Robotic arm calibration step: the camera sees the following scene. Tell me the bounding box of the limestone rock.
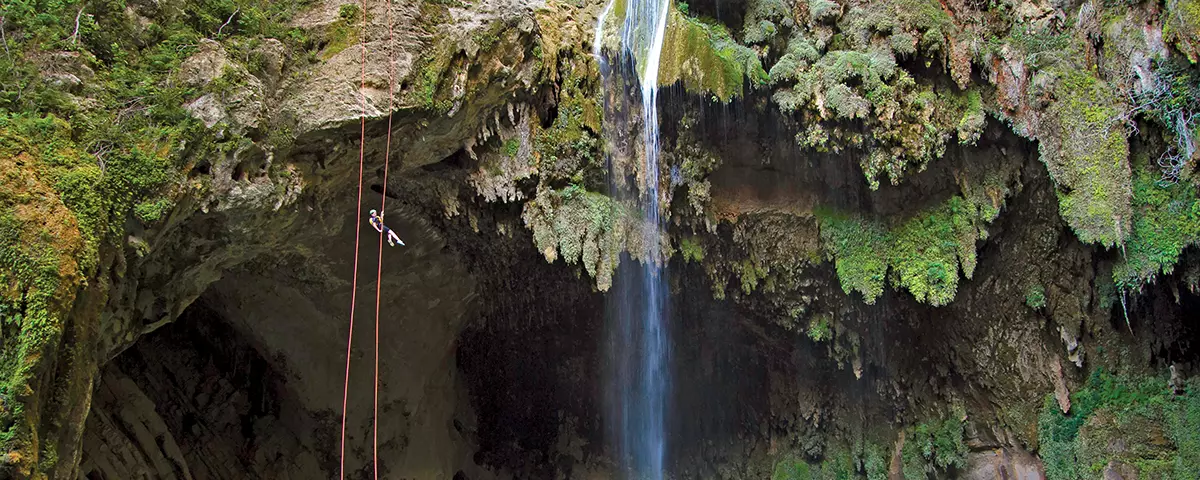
[179,39,265,130]
[178,39,230,87]
[963,448,1046,480]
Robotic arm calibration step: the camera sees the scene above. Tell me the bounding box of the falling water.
[594,0,671,478]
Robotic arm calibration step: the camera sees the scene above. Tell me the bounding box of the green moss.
[817,208,888,304]
[134,197,175,224]
[771,455,813,480]
[522,185,630,291]
[742,0,789,44]
[1164,0,1200,63]
[533,59,602,184]
[840,0,952,56]
[770,33,975,188]
[1038,369,1200,480]
[957,89,984,145]
[817,188,999,306]
[502,138,520,158]
[889,197,977,306]
[410,46,456,112]
[1041,70,1132,248]
[318,4,362,60]
[657,4,768,102]
[1112,158,1200,290]
[678,236,705,262]
[769,411,963,480]
[0,0,303,467]
[900,406,968,479]
[808,0,839,23]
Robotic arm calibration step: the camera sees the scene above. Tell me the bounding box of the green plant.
[1112,157,1200,290]
[657,6,769,101]
[1037,369,1200,480]
[503,138,520,157]
[678,236,705,262]
[338,3,360,21]
[1040,69,1132,249]
[1025,284,1046,309]
[900,407,968,479]
[807,314,832,342]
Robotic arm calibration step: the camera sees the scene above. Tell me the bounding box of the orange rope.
[370,0,397,476]
[339,0,370,475]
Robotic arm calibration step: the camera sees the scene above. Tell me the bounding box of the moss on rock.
[1039,70,1133,249]
[1164,0,1200,63]
[1112,157,1200,290]
[521,185,635,291]
[657,4,769,101]
[817,198,982,306]
[1037,369,1200,480]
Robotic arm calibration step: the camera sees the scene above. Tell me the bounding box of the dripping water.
[594,0,671,477]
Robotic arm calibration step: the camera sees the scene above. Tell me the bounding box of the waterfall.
[594,0,671,478]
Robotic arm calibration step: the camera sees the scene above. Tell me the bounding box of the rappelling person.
[369,209,405,247]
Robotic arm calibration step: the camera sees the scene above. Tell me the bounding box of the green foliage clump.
[1040,70,1132,248]
[522,185,630,291]
[841,0,953,57]
[1038,369,1200,480]
[817,209,888,303]
[1112,158,1200,290]
[678,236,705,262]
[900,407,968,479]
[807,314,832,342]
[771,455,813,480]
[768,35,820,85]
[741,0,790,44]
[771,451,858,480]
[769,32,980,188]
[1025,283,1046,309]
[657,5,769,102]
[503,138,520,157]
[817,192,999,306]
[807,0,840,23]
[889,197,980,306]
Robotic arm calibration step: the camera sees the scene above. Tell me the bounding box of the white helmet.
[370,209,378,216]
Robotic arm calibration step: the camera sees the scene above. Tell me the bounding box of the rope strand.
[372,0,397,477]
[339,0,371,476]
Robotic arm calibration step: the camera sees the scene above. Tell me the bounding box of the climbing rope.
[370,0,398,475]
[339,0,371,474]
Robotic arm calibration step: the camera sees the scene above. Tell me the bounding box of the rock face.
[963,449,1045,480]
[3,0,1200,478]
